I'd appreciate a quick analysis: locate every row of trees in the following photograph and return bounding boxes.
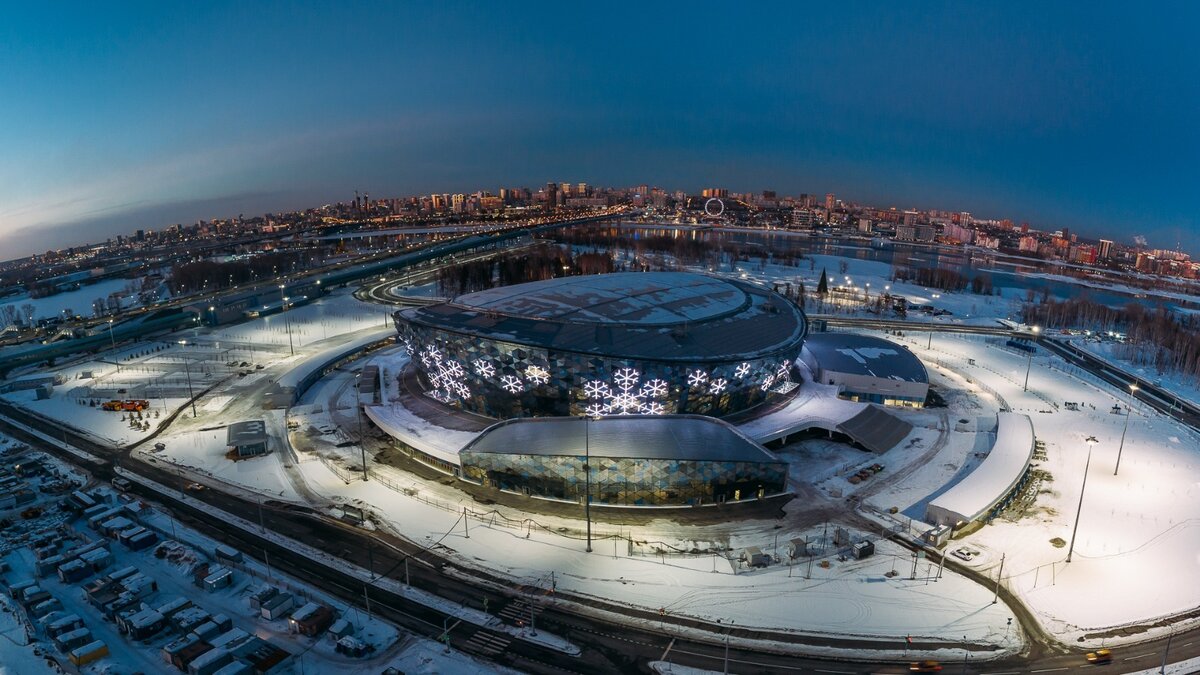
[168,250,323,294]
[435,245,617,297]
[891,266,997,295]
[1022,297,1200,379]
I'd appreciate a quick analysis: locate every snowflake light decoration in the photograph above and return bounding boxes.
[524,365,550,385]
[583,380,611,399]
[642,378,668,397]
[500,374,524,394]
[473,359,495,378]
[687,369,709,388]
[580,368,671,416]
[760,372,776,392]
[735,362,751,379]
[419,345,470,403]
[775,359,792,379]
[613,367,640,389]
[708,377,728,395]
[401,337,415,356]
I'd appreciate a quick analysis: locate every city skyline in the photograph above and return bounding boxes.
[1,2,1197,258]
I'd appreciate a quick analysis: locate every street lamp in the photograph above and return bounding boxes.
[1023,326,1040,392]
[356,372,369,481]
[1066,435,1099,563]
[1114,384,1138,475]
[178,340,197,418]
[277,284,295,356]
[107,319,120,373]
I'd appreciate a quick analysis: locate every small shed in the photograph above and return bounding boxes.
[741,546,770,568]
[188,645,232,675]
[786,538,807,560]
[55,626,93,652]
[260,592,294,621]
[203,568,233,592]
[69,640,109,666]
[851,540,875,560]
[248,585,278,610]
[289,602,334,637]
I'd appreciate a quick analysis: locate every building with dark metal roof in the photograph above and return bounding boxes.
[801,332,928,407]
[394,272,808,418]
[226,421,268,458]
[459,415,788,506]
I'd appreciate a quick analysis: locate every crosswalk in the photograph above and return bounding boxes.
[497,598,542,627]
[462,630,510,657]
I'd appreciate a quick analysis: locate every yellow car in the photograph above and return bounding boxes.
[1086,648,1113,664]
[909,661,943,672]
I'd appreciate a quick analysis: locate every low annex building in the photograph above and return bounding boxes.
[459,415,788,506]
[226,421,268,458]
[801,332,928,407]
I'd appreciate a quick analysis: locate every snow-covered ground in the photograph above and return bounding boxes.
[0,276,155,323]
[0,286,391,447]
[870,329,1200,646]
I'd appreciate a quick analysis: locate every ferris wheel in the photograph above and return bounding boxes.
[703,198,725,217]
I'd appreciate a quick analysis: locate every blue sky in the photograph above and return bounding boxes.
[1,2,1197,257]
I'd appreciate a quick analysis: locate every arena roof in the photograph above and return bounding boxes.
[398,272,807,362]
[461,415,782,464]
[804,333,927,383]
[455,272,747,325]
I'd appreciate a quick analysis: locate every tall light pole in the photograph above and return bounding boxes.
[1066,435,1098,563]
[178,340,197,417]
[279,284,294,356]
[584,416,592,553]
[1023,326,1040,392]
[356,372,369,481]
[108,319,120,373]
[1113,385,1137,476]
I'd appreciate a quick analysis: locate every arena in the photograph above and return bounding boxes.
[393,271,809,419]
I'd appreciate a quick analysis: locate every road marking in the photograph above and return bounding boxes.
[813,670,853,674]
[1123,653,1153,660]
[1030,669,1069,673]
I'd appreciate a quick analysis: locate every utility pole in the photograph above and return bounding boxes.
[1114,385,1137,475]
[992,552,1005,604]
[1066,436,1099,563]
[279,284,294,356]
[178,340,197,417]
[108,319,120,372]
[1160,630,1173,674]
[1022,326,1040,392]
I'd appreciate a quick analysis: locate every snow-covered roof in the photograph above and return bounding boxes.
[226,420,267,446]
[400,272,808,362]
[926,413,1035,526]
[462,415,782,463]
[455,272,747,325]
[804,333,927,383]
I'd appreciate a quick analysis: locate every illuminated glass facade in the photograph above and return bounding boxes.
[395,323,799,418]
[460,452,788,506]
[457,416,789,506]
[392,272,808,420]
